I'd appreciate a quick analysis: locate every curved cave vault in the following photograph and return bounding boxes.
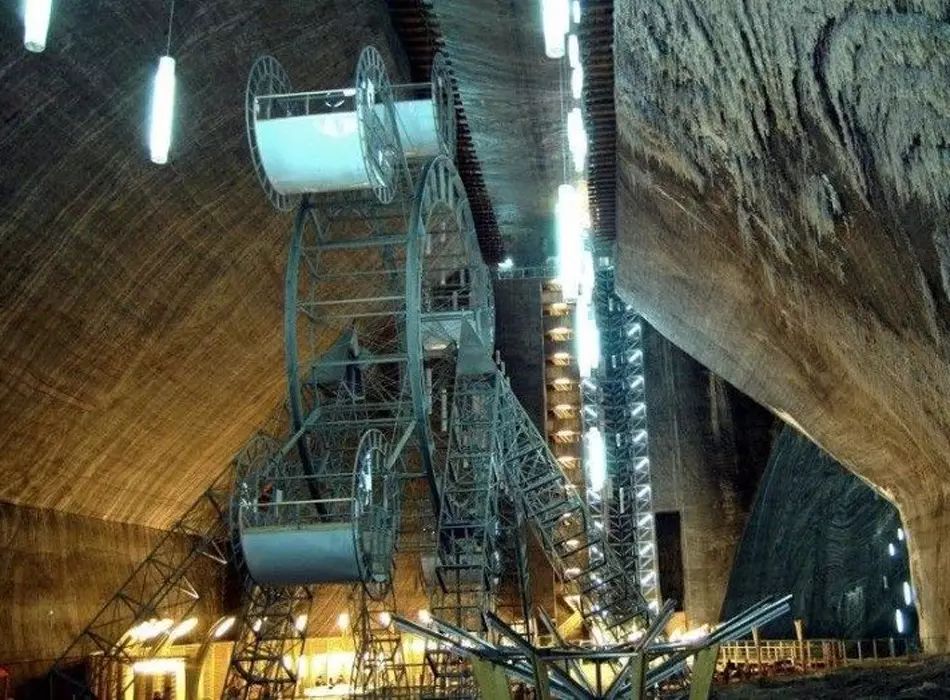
[613,1,950,651]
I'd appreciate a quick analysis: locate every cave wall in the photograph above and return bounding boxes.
[0,502,222,682]
[427,0,562,263]
[493,278,546,432]
[643,323,773,626]
[613,0,950,649]
[723,425,916,641]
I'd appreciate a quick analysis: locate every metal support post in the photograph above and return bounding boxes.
[628,653,647,700]
[471,659,513,700]
[687,643,720,700]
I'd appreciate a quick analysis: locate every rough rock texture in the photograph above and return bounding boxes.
[644,324,774,626]
[427,0,562,265]
[714,657,950,700]
[0,0,407,531]
[614,1,950,649]
[723,426,913,640]
[0,502,220,668]
[493,279,546,431]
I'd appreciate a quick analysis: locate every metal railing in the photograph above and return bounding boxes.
[718,636,914,675]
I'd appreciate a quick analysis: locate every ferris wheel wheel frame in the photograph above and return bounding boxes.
[406,155,495,487]
[245,55,299,212]
[431,51,457,158]
[352,428,400,600]
[355,46,400,204]
[228,432,287,573]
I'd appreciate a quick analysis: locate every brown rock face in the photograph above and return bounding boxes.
[614,1,950,649]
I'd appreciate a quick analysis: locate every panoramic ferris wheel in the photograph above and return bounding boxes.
[232,43,497,698]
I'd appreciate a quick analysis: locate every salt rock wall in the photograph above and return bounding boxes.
[644,324,774,626]
[493,279,546,432]
[723,426,914,641]
[0,503,222,676]
[613,1,950,649]
[427,0,562,264]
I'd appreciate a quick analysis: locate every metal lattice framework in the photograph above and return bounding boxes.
[47,471,231,698]
[423,337,504,697]
[593,267,660,612]
[222,585,313,698]
[46,33,782,700]
[48,407,289,699]
[495,373,652,638]
[245,43,492,700]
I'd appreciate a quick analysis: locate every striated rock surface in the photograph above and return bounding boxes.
[0,502,221,669]
[427,0,563,265]
[723,426,912,640]
[614,1,950,648]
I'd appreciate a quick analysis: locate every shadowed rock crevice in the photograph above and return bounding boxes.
[723,426,913,641]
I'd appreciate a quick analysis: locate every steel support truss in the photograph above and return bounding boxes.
[592,268,659,611]
[495,371,650,638]
[222,584,313,699]
[49,467,233,699]
[424,335,503,697]
[394,595,792,699]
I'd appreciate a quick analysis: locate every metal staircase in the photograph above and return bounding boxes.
[496,372,652,639]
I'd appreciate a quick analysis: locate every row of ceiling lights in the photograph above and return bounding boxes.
[541,1,606,501]
[21,0,177,165]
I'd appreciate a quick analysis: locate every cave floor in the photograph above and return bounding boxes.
[711,656,950,699]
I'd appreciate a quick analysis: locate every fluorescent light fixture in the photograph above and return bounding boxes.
[571,66,584,100]
[895,608,905,634]
[575,292,600,378]
[23,0,52,52]
[149,55,177,165]
[903,582,913,606]
[567,108,587,173]
[169,617,198,641]
[585,426,606,492]
[568,34,580,68]
[498,256,514,271]
[337,612,350,630]
[888,542,896,557]
[572,0,581,24]
[541,0,570,59]
[897,527,905,541]
[295,614,308,632]
[213,616,236,638]
[555,184,585,300]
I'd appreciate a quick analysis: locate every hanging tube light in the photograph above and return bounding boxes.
[23,0,52,52]
[149,55,177,165]
[541,0,570,59]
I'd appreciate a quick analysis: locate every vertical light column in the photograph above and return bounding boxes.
[149,55,177,164]
[23,0,52,52]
